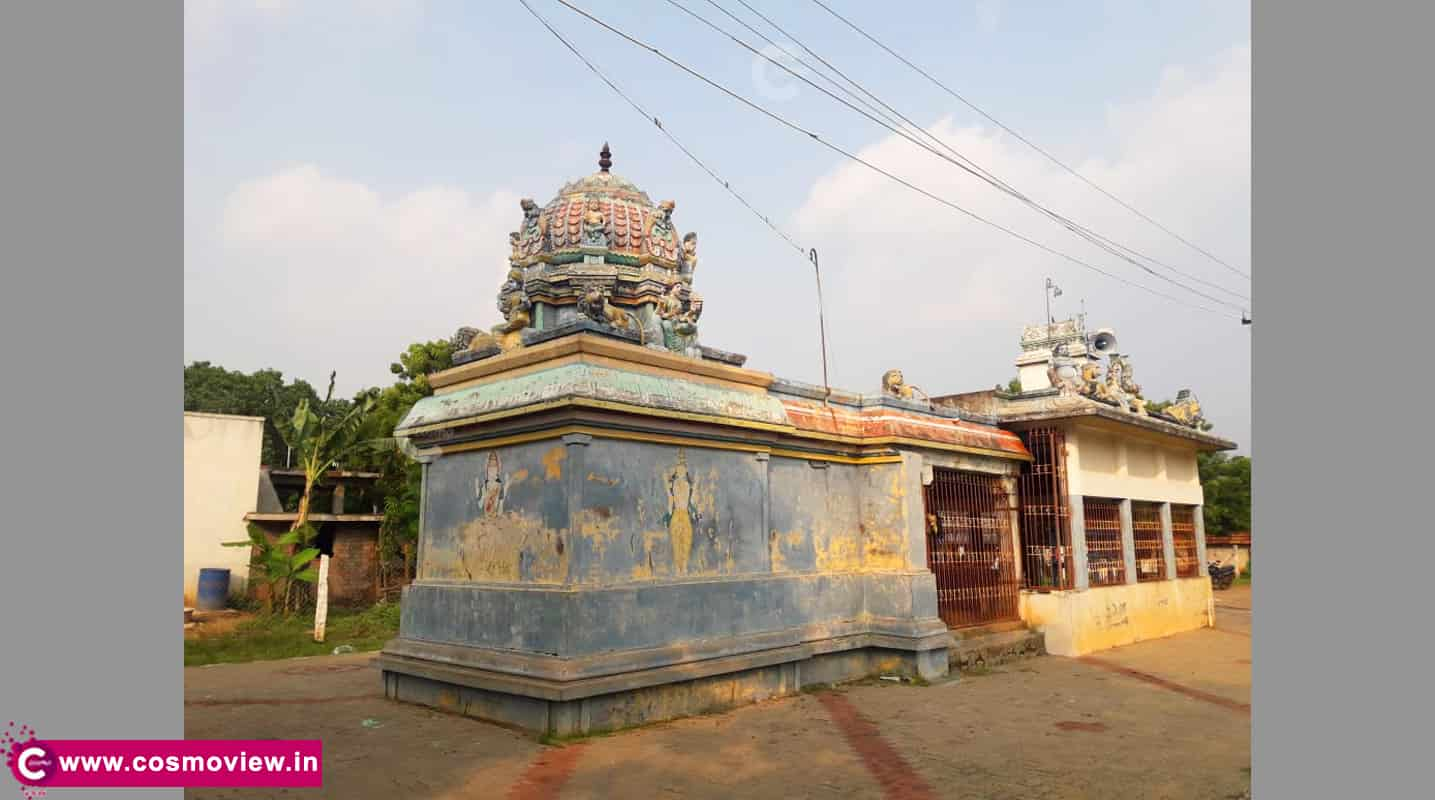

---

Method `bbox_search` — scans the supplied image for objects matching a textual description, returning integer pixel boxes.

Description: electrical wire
[515,0,843,388]
[722,0,1250,304]
[514,0,806,259]
[808,0,1251,281]
[664,0,1248,311]
[550,0,1241,320]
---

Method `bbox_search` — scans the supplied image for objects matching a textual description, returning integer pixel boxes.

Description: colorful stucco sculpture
[452,143,712,362]
[377,147,1035,736]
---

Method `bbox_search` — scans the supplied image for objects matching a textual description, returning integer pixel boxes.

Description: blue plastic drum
[195,568,231,611]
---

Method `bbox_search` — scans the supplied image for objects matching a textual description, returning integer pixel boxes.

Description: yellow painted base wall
[1019,577,1213,656]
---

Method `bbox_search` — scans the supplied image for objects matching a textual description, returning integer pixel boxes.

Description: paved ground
[185,584,1251,799]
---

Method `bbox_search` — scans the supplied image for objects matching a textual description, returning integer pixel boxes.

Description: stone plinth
[378,332,1028,735]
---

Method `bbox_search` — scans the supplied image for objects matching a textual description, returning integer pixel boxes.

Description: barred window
[1131,501,1167,582]
[1016,427,1073,590]
[1083,498,1126,587]
[1170,505,1200,578]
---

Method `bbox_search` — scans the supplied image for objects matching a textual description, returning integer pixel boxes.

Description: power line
[808,0,1251,281]
[512,0,805,259]
[659,0,1245,312]
[719,0,1250,305]
[549,0,1240,320]
[515,0,843,390]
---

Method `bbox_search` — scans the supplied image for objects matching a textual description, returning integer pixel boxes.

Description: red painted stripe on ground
[1080,658,1250,715]
[818,692,935,800]
[185,694,374,707]
[506,743,588,800]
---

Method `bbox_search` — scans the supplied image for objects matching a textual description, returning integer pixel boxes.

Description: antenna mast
[810,248,832,405]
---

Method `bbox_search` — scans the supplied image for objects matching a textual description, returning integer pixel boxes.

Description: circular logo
[751,40,802,103]
[12,741,56,786]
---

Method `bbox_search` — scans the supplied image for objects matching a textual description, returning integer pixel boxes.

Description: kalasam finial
[599,142,612,172]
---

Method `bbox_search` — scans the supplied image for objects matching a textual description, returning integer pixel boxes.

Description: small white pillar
[1160,502,1177,580]
[1194,505,1210,578]
[1119,499,1137,584]
[1068,494,1089,591]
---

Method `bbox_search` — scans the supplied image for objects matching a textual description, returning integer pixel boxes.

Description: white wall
[1066,423,1204,505]
[1021,576,1213,656]
[183,412,264,605]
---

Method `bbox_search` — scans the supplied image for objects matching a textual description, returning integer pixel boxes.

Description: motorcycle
[1209,561,1237,590]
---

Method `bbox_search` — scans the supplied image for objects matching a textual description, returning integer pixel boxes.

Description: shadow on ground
[185,587,1251,799]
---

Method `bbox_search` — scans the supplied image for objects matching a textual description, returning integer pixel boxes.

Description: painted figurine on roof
[1165,389,1206,429]
[453,143,715,361]
[882,369,930,402]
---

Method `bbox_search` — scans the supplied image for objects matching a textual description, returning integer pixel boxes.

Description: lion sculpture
[577,286,643,343]
[462,291,532,353]
[1165,390,1206,428]
[882,369,929,402]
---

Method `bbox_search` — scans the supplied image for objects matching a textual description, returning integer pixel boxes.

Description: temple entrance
[922,467,1020,628]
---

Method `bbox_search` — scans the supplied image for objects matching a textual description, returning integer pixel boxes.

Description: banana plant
[282,373,376,535]
[277,372,376,633]
[222,523,321,614]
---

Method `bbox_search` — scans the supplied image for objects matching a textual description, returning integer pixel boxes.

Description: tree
[279,373,373,535]
[347,339,456,574]
[193,338,451,616]
[184,362,332,467]
[1197,452,1251,537]
[273,372,376,635]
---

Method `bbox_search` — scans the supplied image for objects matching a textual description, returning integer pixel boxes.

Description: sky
[184,0,1252,451]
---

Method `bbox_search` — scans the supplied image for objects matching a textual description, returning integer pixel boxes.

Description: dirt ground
[185,585,1251,799]
[185,610,257,640]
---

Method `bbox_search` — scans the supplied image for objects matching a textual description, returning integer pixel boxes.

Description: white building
[182,411,264,605]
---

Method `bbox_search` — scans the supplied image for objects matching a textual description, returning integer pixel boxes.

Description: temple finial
[599,142,612,173]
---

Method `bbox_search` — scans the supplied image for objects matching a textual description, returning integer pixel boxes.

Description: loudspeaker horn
[1090,328,1119,355]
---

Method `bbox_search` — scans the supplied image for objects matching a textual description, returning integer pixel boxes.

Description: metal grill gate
[1016,427,1074,590]
[922,468,1019,628]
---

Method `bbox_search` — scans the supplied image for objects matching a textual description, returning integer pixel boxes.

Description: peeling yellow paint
[572,507,628,582]
[586,472,620,486]
[814,533,862,572]
[542,446,566,480]
[856,464,909,570]
[628,529,670,581]
[426,512,569,584]
[510,468,529,485]
[769,529,806,573]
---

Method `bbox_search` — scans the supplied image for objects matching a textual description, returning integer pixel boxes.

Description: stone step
[950,619,1029,640]
[948,626,1045,671]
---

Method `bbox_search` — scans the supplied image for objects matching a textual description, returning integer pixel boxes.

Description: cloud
[185,165,518,394]
[975,1,1005,34]
[185,0,420,65]
[789,44,1251,448]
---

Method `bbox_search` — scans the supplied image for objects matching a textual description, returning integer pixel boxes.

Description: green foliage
[222,523,321,614]
[197,337,455,590]
[347,339,456,563]
[277,372,375,484]
[183,602,402,666]
[1198,452,1251,537]
[184,362,336,467]
[1005,378,1022,394]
